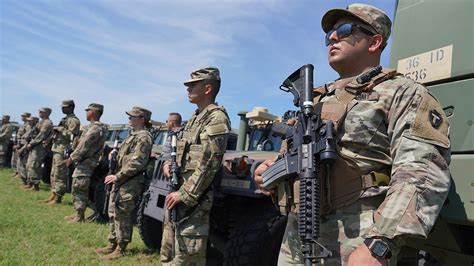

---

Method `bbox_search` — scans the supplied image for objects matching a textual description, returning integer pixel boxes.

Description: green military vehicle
[88,122,171,221]
[137,107,288,265]
[388,0,473,264]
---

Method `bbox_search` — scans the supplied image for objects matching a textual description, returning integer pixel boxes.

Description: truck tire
[224,200,287,266]
[137,191,163,251]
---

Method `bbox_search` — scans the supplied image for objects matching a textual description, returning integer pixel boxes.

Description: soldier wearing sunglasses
[254,3,451,265]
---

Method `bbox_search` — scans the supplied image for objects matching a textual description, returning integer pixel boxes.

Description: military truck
[137,107,289,265]
[88,122,171,221]
[388,0,474,264]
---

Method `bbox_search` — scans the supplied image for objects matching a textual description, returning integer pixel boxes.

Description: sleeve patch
[207,123,229,136]
[411,94,450,148]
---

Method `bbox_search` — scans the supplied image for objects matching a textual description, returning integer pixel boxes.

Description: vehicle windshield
[247,126,282,152]
[117,129,129,142]
[154,131,168,145]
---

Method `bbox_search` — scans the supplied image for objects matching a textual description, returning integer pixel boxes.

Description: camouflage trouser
[0,143,7,167]
[51,152,68,196]
[160,196,212,266]
[107,177,143,244]
[17,151,29,183]
[71,175,91,213]
[11,149,18,170]
[26,145,47,185]
[278,197,400,265]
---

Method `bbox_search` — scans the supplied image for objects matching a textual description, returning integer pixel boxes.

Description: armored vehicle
[137,107,288,265]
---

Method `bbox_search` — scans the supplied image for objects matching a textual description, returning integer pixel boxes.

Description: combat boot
[66,211,85,223]
[28,184,40,191]
[43,193,56,203]
[95,242,117,255]
[102,242,127,260]
[47,195,62,205]
[11,172,18,177]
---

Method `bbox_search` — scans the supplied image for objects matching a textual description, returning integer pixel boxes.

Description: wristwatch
[364,238,392,259]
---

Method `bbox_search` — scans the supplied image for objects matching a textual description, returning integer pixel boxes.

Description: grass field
[0,168,161,265]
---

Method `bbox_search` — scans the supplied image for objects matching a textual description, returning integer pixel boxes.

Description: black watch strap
[364,238,392,259]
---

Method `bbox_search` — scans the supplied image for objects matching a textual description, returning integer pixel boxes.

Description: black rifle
[103,138,119,215]
[262,64,337,265]
[64,133,75,193]
[168,132,179,258]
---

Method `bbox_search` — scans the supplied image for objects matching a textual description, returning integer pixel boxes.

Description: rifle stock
[262,64,336,265]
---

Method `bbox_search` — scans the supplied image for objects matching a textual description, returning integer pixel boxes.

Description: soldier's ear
[204,84,213,96]
[368,35,383,53]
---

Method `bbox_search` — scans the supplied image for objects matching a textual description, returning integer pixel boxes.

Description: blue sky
[1,0,396,127]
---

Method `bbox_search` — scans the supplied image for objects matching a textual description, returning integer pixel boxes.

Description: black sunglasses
[325,23,376,46]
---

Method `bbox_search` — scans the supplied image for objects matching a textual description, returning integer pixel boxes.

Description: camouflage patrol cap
[39,107,52,114]
[21,112,31,117]
[85,103,104,113]
[27,116,39,122]
[321,3,392,48]
[61,99,75,107]
[126,106,152,121]
[183,66,220,86]
[2,115,10,120]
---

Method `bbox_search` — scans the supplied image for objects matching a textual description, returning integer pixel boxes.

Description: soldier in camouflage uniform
[0,115,14,168]
[11,113,31,176]
[12,112,31,177]
[64,103,108,223]
[43,100,81,205]
[96,106,153,260]
[18,116,38,185]
[254,4,451,265]
[160,67,230,265]
[25,108,53,191]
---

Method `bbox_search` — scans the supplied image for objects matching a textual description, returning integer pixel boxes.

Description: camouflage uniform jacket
[17,122,30,146]
[28,119,53,147]
[315,69,451,241]
[176,104,230,207]
[114,128,153,184]
[69,121,108,165]
[0,123,14,144]
[51,114,81,154]
[21,123,36,145]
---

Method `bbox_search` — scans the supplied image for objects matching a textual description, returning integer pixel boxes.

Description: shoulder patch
[411,93,450,148]
[207,123,229,136]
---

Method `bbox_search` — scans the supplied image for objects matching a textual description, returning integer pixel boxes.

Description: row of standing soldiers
[3,101,156,260]
[2,70,226,263]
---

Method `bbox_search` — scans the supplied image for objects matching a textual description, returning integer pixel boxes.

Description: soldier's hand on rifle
[347,244,388,266]
[104,174,118,185]
[165,191,182,209]
[163,162,171,178]
[26,144,32,150]
[254,159,276,196]
[65,157,73,166]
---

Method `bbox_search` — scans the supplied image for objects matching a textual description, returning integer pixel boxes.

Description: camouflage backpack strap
[340,67,399,104]
[312,85,329,103]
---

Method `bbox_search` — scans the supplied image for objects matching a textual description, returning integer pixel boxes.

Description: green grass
[0,168,161,265]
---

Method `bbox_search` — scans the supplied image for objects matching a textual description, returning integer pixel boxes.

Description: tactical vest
[176,104,229,177]
[280,68,398,215]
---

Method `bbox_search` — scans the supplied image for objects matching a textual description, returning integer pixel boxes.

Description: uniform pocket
[176,139,190,168]
[185,144,203,170]
[342,100,384,145]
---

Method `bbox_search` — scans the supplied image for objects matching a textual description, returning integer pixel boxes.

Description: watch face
[372,241,388,257]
